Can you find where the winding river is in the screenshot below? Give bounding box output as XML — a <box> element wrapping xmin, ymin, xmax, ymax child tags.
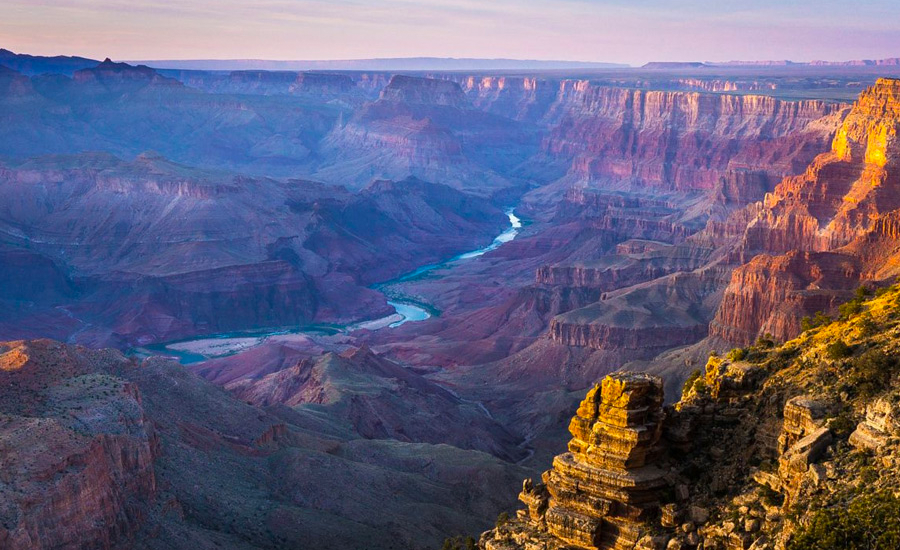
<box><xmin>140</xmin><ymin>208</ymin><xmax>522</xmax><ymax>362</ymax></box>
<box><xmin>379</xmin><ymin>208</ymin><xmax>522</xmax><ymax>326</ymax></box>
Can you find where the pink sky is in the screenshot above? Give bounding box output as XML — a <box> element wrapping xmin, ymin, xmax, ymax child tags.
<box><xmin>2</xmin><ymin>0</ymin><xmax>899</xmax><ymax>65</ymax></box>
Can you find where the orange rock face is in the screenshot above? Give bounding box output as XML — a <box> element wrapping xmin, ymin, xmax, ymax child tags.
<box><xmin>712</xmin><ymin>78</ymin><xmax>900</xmax><ymax>345</ymax></box>
<box><xmin>482</xmin><ymin>372</ymin><xmax>667</xmax><ymax>550</ymax></box>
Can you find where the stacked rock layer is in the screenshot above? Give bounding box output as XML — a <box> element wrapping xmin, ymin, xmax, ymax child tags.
<box><xmin>487</xmin><ymin>372</ymin><xmax>667</xmax><ymax>550</ymax></box>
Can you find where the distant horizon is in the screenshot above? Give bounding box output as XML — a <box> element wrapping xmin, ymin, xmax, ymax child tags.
<box><xmin>3</xmin><ymin>1</ymin><xmax>899</xmax><ymax>67</ymax></box>
<box><xmin>5</xmin><ymin>47</ymin><xmax>900</xmax><ymax>74</ymax></box>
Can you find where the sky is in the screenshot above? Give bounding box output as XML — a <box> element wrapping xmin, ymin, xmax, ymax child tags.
<box><xmin>2</xmin><ymin>0</ymin><xmax>899</xmax><ymax>65</ymax></box>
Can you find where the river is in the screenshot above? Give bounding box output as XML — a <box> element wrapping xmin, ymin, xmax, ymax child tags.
<box><xmin>138</xmin><ymin>208</ymin><xmax>522</xmax><ymax>362</ymax></box>
<box><xmin>379</xmin><ymin>208</ymin><xmax>522</xmax><ymax>325</ymax></box>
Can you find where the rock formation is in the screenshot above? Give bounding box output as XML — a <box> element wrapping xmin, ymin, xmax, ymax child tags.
<box><xmin>712</xmin><ymin>78</ymin><xmax>900</xmax><ymax>345</ymax></box>
<box><xmin>0</xmin><ymin>154</ymin><xmax>506</xmax><ymax>346</ymax></box>
<box><xmin>0</xmin><ymin>340</ymin><xmax>158</xmax><ymax>550</ymax></box>
<box><xmin>541</xmin><ymin>83</ymin><xmax>843</xmax><ymax>193</ymax></box>
<box><xmin>482</xmin><ymin>372</ymin><xmax>667</xmax><ymax>550</ymax></box>
<box><xmin>481</xmin><ymin>285</ymin><xmax>900</xmax><ymax>550</ymax></box>
<box><xmin>0</xmin><ymin>339</ymin><xmax>528</xmax><ymax>550</ymax></box>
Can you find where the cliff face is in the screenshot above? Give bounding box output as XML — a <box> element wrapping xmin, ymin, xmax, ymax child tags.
<box><xmin>542</xmin><ymin>83</ymin><xmax>843</xmax><ymax>192</ymax></box>
<box><xmin>315</xmin><ymin>74</ymin><xmax>523</xmax><ymax>192</ymax></box>
<box><xmin>712</xmin><ymin>78</ymin><xmax>900</xmax><ymax>345</ymax></box>
<box><xmin>0</xmin><ymin>340</ymin><xmax>158</xmax><ymax>550</ymax></box>
<box><xmin>505</xmin><ymin>83</ymin><xmax>845</xmax><ymax>357</ymax></box>
<box><xmin>480</xmin><ymin>284</ymin><xmax>900</xmax><ymax>550</ymax></box>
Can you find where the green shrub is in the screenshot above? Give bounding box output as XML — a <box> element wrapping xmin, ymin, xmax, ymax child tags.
<box><xmin>758</xmin><ymin>484</ymin><xmax>784</xmax><ymax>507</ymax></box>
<box><xmin>692</xmin><ymin>378</ymin><xmax>708</xmax><ymax>395</ymax></box>
<box><xmin>755</xmin><ymin>334</ymin><xmax>776</xmax><ymax>348</ymax></box>
<box><xmin>825</xmin><ymin>340</ymin><xmax>852</xmax><ymax>360</ymax></box>
<box><xmin>847</xmin><ymin>349</ymin><xmax>898</xmax><ymax>398</ymax></box>
<box><xmin>858</xmin><ymin>314</ymin><xmax>878</xmax><ymax>337</ymax></box>
<box><xmin>802</xmin><ymin>311</ymin><xmax>833</xmax><ymax>332</ymax></box>
<box><xmin>682</xmin><ymin>369</ymin><xmax>702</xmax><ymax>396</ymax></box>
<box><xmin>727</xmin><ymin>348</ymin><xmax>747</xmax><ymax>361</ymax></box>
<box><xmin>839</xmin><ymin>299</ymin><xmax>864</xmax><ymax>319</ymax></box>
<box><xmin>788</xmin><ymin>491</ymin><xmax>900</xmax><ymax>550</ymax></box>
<box><xmin>828</xmin><ymin>410</ymin><xmax>857</xmax><ymax>438</ymax></box>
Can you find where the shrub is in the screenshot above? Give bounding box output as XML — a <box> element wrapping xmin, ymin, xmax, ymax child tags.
<box><xmin>693</xmin><ymin>378</ymin><xmax>709</xmax><ymax>396</ymax></box>
<box><xmin>758</xmin><ymin>484</ymin><xmax>784</xmax><ymax>507</ymax></box>
<box><xmin>802</xmin><ymin>311</ymin><xmax>833</xmax><ymax>332</ymax></box>
<box><xmin>857</xmin><ymin>314</ymin><xmax>878</xmax><ymax>337</ymax></box>
<box><xmin>495</xmin><ymin>512</ymin><xmax>509</xmax><ymax>528</ymax></box>
<box><xmin>442</xmin><ymin>536</ymin><xmax>477</xmax><ymax>550</ymax></box>
<box><xmin>788</xmin><ymin>491</ymin><xmax>900</xmax><ymax>550</ymax></box>
<box><xmin>727</xmin><ymin>348</ymin><xmax>747</xmax><ymax>361</ymax></box>
<box><xmin>755</xmin><ymin>334</ymin><xmax>776</xmax><ymax>348</ymax></box>
<box><xmin>825</xmin><ymin>340</ymin><xmax>852</xmax><ymax>360</ymax></box>
<box><xmin>682</xmin><ymin>369</ymin><xmax>702</xmax><ymax>396</ymax></box>
<box><xmin>846</xmin><ymin>349</ymin><xmax>898</xmax><ymax>398</ymax></box>
<box><xmin>839</xmin><ymin>299</ymin><xmax>864</xmax><ymax>319</ymax></box>
<box><xmin>828</xmin><ymin>410</ymin><xmax>857</xmax><ymax>438</ymax></box>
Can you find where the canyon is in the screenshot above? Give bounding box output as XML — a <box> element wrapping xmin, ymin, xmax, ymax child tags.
<box><xmin>4</xmin><ymin>46</ymin><xmax>900</xmax><ymax>549</ymax></box>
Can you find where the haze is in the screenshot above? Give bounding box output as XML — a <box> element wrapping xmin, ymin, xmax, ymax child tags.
<box><xmin>3</xmin><ymin>0</ymin><xmax>900</xmax><ymax>65</ymax></box>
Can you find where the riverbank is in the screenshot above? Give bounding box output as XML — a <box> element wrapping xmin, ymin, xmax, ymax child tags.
<box><xmin>136</xmin><ymin>208</ymin><xmax>523</xmax><ymax>363</ymax></box>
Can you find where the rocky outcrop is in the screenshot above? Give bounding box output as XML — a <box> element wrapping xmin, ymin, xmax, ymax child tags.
<box><xmin>315</xmin><ymin>74</ymin><xmax>517</xmax><ymax>192</ymax></box>
<box><xmin>850</xmin><ymin>397</ymin><xmax>900</xmax><ymax>452</ymax></box>
<box><xmin>483</xmin><ymin>372</ymin><xmax>667</xmax><ymax>550</ymax></box>
<box><xmin>710</xmin><ymin>251</ymin><xmax>861</xmax><ymax>344</ymax></box>
<box><xmin>0</xmin><ymin>340</ymin><xmax>158</xmax><ymax>550</ymax></box>
<box><xmin>549</xmin><ymin>318</ymin><xmax>708</xmax><ymax>357</ymax></box>
<box><xmin>379</xmin><ymin>75</ymin><xmax>468</xmax><ymax>107</ymax></box>
<box><xmin>73</xmin><ymin>58</ymin><xmax>182</xmax><ymax>89</ymax></box>
<box><xmin>482</xmin><ymin>283</ymin><xmax>900</xmax><ymax>550</ymax></box>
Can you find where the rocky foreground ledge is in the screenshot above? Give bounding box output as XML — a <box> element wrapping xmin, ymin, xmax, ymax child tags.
<box><xmin>481</xmin><ymin>284</ymin><xmax>900</xmax><ymax>550</ymax></box>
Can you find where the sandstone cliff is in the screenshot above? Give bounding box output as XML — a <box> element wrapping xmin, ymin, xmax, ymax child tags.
<box><xmin>712</xmin><ymin>78</ymin><xmax>900</xmax><ymax>345</ymax></box>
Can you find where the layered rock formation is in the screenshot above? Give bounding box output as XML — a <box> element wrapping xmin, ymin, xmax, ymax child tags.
<box><xmin>0</xmin><ymin>154</ymin><xmax>507</xmax><ymax>346</ymax></box>
<box><xmin>315</xmin><ymin>74</ymin><xmax>526</xmax><ymax>192</ymax></box>
<box><xmin>712</xmin><ymin>78</ymin><xmax>900</xmax><ymax>344</ymax></box>
<box><xmin>483</xmin><ymin>372</ymin><xmax>667</xmax><ymax>550</ymax></box>
<box><xmin>542</xmin><ymin>83</ymin><xmax>843</xmax><ymax>192</ymax></box>
<box><xmin>221</xmin><ymin>346</ymin><xmax>525</xmax><ymax>460</ymax></box>
<box><xmin>481</xmin><ymin>286</ymin><xmax>900</xmax><ymax>550</ymax></box>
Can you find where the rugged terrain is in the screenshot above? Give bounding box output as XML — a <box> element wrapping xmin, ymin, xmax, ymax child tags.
<box><xmin>481</xmin><ymin>284</ymin><xmax>900</xmax><ymax>550</ymax></box>
<box><xmin>5</xmin><ymin>47</ymin><xmax>900</xmax><ymax>549</ymax></box>
<box><xmin>0</xmin><ymin>339</ymin><xmax>528</xmax><ymax>550</ymax></box>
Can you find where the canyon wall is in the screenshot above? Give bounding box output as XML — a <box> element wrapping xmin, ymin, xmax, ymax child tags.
<box><xmin>542</xmin><ymin>82</ymin><xmax>843</xmax><ymax>192</ymax></box>
<box><xmin>712</xmin><ymin>78</ymin><xmax>900</xmax><ymax>345</ymax></box>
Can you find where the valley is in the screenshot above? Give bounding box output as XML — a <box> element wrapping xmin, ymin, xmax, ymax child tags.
<box><xmin>2</xmin><ymin>45</ymin><xmax>900</xmax><ymax>550</ymax></box>
<box><xmin>138</xmin><ymin>208</ymin><xmax>522</xmax><ymax>363</ymax></box>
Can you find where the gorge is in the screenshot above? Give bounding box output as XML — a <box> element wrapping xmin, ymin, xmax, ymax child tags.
<box><xmin>3</xmin><ymin>45</ymin><xmax>900</xmax><ymax>550</ymax></box>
